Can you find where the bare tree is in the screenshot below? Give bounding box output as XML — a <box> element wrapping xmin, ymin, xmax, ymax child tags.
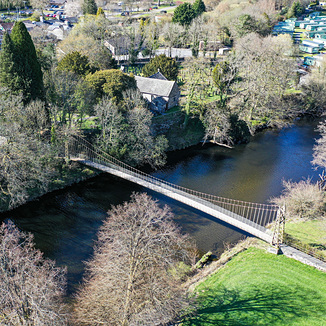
<box><xmin>312</xmin><ymin>120</ymin><xmax>326</xmax><ymax>190</ymax></box>
<box><xmin>203</xmin><ymin>103</ymin><xmax>232</xmax><ymax>146</ymax></box>
<box><xmin>73</xmin><ymin>193</ymin><xmax>196</xmax><ymax>326</ymax></box>
<box><xmin>162</xmin><ymin>22</ymin><xmax>185</xmax><ymax>57</ymax></box>
<box><xmin>64</xmin><ymin>0</ymin><xmax>82</xmax><ymax>17</ymax></box>
<box><xmin>301</xmin><ymin>56</ymin><xmax>326</xmax><ymax>117</ymax></box>
<box><xmin>0</xmin><ymin>92</ymin><xmax>60</xmax><ymax>210</ymax></box>
<box><xmin>29</xmin><ymin>0</ymin><xmax>48</xmax><ymax>10</ymax></box>
<box><xmin>231</xmin><ymin>33</ymin><xmax>297</xmax><ymax>133</ymax></box>
<box><xmin>95</xmin><ymin>97</ymin><xmax>168</xmax><ymax>167</ymax></box>
<box><xmin>95</xmin><ymin>96</ymin><xmax>124</xmax><ymax>154</ymax></box>
<box><xmin>125</xmin><ymin>107</ymin><xmax>168</xmax><ymax>167</ymax></box>
<box><xmin>0</xmin><ymin>221</ymin><xmax>67</xmax><ymax>325</ymax></box>
<box><xmin>271</xmin><ymin>179</ymin><xmax>326</xmax><ymax>220</ymax></box>
<box><xmin>312</xmin><ymin>120</ymin><xmax>326</xmax><ymax>171</ymax></box>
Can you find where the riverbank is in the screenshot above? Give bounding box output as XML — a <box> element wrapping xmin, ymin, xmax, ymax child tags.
<box><xmin>0</xmin><ymin>119</ymin><xmax>321</xmax><ymax>296</ymax></box>
<box><xmin>183</xmin><ymin>244</ymin><xmax>326</xmax><ymax>325</ymax></box>
<box><xmin>0</xmin><ymin>159</ymin><xmax>99</xmax><ymax>213</ymax></box>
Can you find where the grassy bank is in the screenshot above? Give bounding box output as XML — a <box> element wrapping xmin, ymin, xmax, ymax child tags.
<box><xmin>183</xmin><ymin>247</ymin><xmax>326</xmax><ymax>326</ymax></box>
<box><xmin>285</xmin><ymin>219</ymin><xmax>326</xmax><ymax>261</ymax></box>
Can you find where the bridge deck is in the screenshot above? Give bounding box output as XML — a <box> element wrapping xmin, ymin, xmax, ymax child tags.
<box><xmin>72</xmin><ymin>158</ymin><xmax>273</xmax><ymax>243</ymax></box>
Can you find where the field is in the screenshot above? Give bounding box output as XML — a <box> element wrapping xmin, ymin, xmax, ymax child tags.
<box><xmin>183</xmin><ymin>247</ymin><xmax>326</xmax><ymax>326</ymax></box>
<box><xmin>285</xmin><ymin>219</ymin><xmax>326</xmax><ymax>261</ymax></box>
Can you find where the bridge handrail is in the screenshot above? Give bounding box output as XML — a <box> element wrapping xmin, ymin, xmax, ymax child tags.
<box><xmin>69</xmin><ymin>134</ymin><xmax>279</xmax><ymax>227</ymax></box>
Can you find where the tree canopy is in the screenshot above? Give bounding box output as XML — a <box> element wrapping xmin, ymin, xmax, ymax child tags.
<box><xmin>85</xmin><ymin>69</ymin><xmax>137</xmax><ymax>103</ymax></box>
<box><xmin>74</xmin><ymin>193</ymin><xmax>195</xmax><ymax>326</ymax></box>
<box><xmin>57</xmin><ymin>51</ymin><xmax>92</xmax><ymax>76</ymax></box>
<box><xmin>172</xmin><ymin>3</ymin><xmax>196</xmax><ymax>26</ymax></box>
<box><xmin>192</xmin><ymin>0</ymin><xmax>206</xmax><ymax>16</ymax></box>
<box><xmin>82</xmin><ymin>0</ymin><xmax>97</xmax><ymax>15</ymax></box>
<box><xmin>287</xmin><ymin>1</ymin><xmax>305</xmax><ymax>18</ymax></box>
<box><xmin>0</xmin><ymin>32</ymin><xmax>18</xmax><ymax>93</ymax></box>
<box><xmin>0</xmin><ymin>221</ymin><xmax>67</xmax><ymax>325</ymax></box>
<box><xmin>142</xmin><ymin>54</ymin><xmax>179</xmax><ymax>81</ymax></box>
<box><xmin>233</xmin><ymin>14</ymin><xmax>258</xmax><ymax>38</ymax></box>
<box><xmin>0</xmin><ymin>22</ymin><xmax>44</xmax><ymax>103</ymax></box>
<box><xmin>95</xmin><ymin>96</ymin><xmax>168</xmax><ymax>167</ymax></box>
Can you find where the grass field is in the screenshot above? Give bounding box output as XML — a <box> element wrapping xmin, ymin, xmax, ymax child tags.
<box><xmin>285</xmin><ymin>219</ymin><xmax>326</xmax><ymax>260</ymax></box>
<box><xmin>183</xmin><ymin>247</ymin><xmax>326</xmax><ymax>326</ymax></box>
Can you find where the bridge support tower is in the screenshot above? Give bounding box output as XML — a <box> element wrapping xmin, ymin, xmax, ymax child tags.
<box><xmin>271</xmin><ymin>206</ymin><xmax>285</xmax><ymax>253</ymax></box>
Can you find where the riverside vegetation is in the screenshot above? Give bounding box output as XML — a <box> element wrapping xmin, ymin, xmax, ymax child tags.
<box><xmin>2</xmin><ymin>1</ymin><xmax>326</xmax><ymax>209</ymax></box>
<box><xmin>1</xmin><ymin>0</ymin><xmax>326</xmax><ymax>324</ymax></box>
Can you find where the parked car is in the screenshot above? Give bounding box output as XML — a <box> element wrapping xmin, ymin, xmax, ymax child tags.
<box><xmin>153</xmin><ymin>6</ymin><xmax>158</xmax><ymax>9</ymax></box>
<box><xmin>160</xmin><ymin>10</ymin><xmax>167</xmax><ymax>13</ymax></box>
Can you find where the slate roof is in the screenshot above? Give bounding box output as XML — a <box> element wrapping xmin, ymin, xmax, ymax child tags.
<box><xmin>0</xmin><ymin>22</ymin><xmax>14</xmax><ymax>31</ymax></box>
<box><xmin>135</xmin><ymin>76</ymin><xmax>176</xmax><ymax>97</ymax></box>
<box><xmin>149</xmin><ymin>71</ymin><xmax>168</xmax><ymax>80</ymax></box>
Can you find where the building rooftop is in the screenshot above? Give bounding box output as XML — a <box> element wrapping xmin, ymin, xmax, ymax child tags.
<box><xmin>148</xmin><ymin>71</ymin><xmax>168</xmax><ymax>80</ymax></box>
<box><xmin>135</xmin><ymin>76</ymin><xmax>176</xmax><ymax>97</ymax></box>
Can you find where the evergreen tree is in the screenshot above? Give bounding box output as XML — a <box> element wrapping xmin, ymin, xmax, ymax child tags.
<box><xmin>82</xmin><ymin>0</ymin><xmax>97</xmax><ymax>15</ymax></box>
<box><xmin>142</xmin><ymin>54</ymin><xmax>179</xmax><ymax>80</ymax></box>
<box><xmin>172</xmin><ymin>3</ymin><xmax>196</xmax><ymax>26</ymax></box>
<box><xmin>9</xmin><ymin>22</ymin><xmax>44</xmax><ymax>103</ymax></box>
<box><xmin>0</xmin><ymin>32</ymin><xmax>19</xmax><ymax>92</ymax></box>
<box><xmin>85</xmin><ymin>69</ymin><xmax>137</xmax><ymax>103</ymax></box>
<box><xmin>192</xmin><ymin>0</ymin><xmax>206</xmax><ymax>16</ymax></box>
<box><xmin>287</xmin><ymin>1</ymin><xmax>304</xmax><ymax>18</ymax></box>
<box><xmin>57</xmin><ymin>51</ymin><xmax>92</xmax><ymax>76</ymax></box>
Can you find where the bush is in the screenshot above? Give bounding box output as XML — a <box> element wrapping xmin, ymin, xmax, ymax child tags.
<box><xmin>272</xmin><ymin>179</ymin><xmax>326</xmax><ymax>220</ymax></box>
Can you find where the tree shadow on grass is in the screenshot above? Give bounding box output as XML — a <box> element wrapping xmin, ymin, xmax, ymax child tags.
<box><xmin>183</xmin><ymin>284</ymin><xmax>324</xmax><ymax>326</ymax></box>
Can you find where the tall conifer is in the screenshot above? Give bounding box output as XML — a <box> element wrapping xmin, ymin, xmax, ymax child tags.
<box><xmin>10</xmin><ymin>21</ymin><xmax>44</xmax><ymax>103</ymax></box>
<box><xmin>192</xmin><ymin>0</ymin><xmax>206</xmax><ymax>16</ymax></box>
<box><xmin>0</xmin><ymin>32</ymin><xmax>20</xmax><ymax>92</ymax></box>
<box><xmin>82</xmin><ymin>0</ymin><xmax>97</xmax><ymax>15</ymax></box>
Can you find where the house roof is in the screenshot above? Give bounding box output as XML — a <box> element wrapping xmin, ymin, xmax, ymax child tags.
<box><xmin>0</xmin><ymin>22</ymin><xmax>14</xmax><ymax>31</ymax></box>
<box><xmin>149</xmin><ymin>71</ymin><xmax>168</xmax><ymax>80</ymax></box>
<box><xmin>135</xmin><ymin>76</ymin><xmax>176</xmax><ymax>97</ymax></box>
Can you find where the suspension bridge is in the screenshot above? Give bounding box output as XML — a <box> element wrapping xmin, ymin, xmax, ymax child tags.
<box><xmin>68</xmin><ymin>135</ymin><xmax>285</xmax><ymax>246</ymax></box>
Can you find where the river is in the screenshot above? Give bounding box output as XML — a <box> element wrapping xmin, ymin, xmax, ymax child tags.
<box><xmin>0</xmin><ymin>119</ymin><xmax>323</xmax><ymax>294</ymax></box>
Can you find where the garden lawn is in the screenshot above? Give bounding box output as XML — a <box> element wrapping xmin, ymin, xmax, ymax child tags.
<box><xmin>183</xmin><ymin>247</ymin><xmax>326</xmax><ymax>326</ymax></box>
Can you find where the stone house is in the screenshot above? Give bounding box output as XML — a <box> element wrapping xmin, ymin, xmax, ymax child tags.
<box><xmin>135</xmin><ymin>72</ymin><xmax>180</xmax><ymax>114</ymax></box>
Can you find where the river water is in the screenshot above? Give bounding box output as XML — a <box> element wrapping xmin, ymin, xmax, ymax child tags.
<box><xmin>0</xmin><ymin>119</ymin><xmax>323</xmax><ymax>294</ymax></box>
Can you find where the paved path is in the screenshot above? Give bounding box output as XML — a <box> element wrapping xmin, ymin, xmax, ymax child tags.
<box><xmin>280</xmin><ymin>244</ymin><xmax>326</xmax><ymax>272</ymax></box>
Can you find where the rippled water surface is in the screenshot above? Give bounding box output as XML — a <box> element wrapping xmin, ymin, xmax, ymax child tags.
<box><xmin>0</xmin><ymin>120</ymin><xmax>322</xmax><ymax>293</ymax></box>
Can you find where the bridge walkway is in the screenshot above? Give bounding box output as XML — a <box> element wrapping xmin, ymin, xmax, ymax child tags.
<box><xmin>69</xmin><ymin>135</ymin><xmax>279</xmax><ymax>244</ymax></box>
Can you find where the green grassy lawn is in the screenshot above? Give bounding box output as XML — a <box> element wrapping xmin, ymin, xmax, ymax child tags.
<box><xmin>183</xmin><ymin>247</ymin><xmax>326</xmax><ymax>326</ymax></box>
<box><xmin>165</xmin><ymin>7</ymin><xmax>176</xmax><ymax>13</ymax></box>
<box><xmin>285</xmin><ymin>219</ymin><xmax>326</xmax><ymax>260</ymax></box>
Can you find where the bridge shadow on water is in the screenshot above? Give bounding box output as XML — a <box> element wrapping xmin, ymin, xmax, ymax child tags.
<box><xmin>183</xmin><ymin>285</ymin><xmax>323</xmax><ymax>325</ymax></box>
